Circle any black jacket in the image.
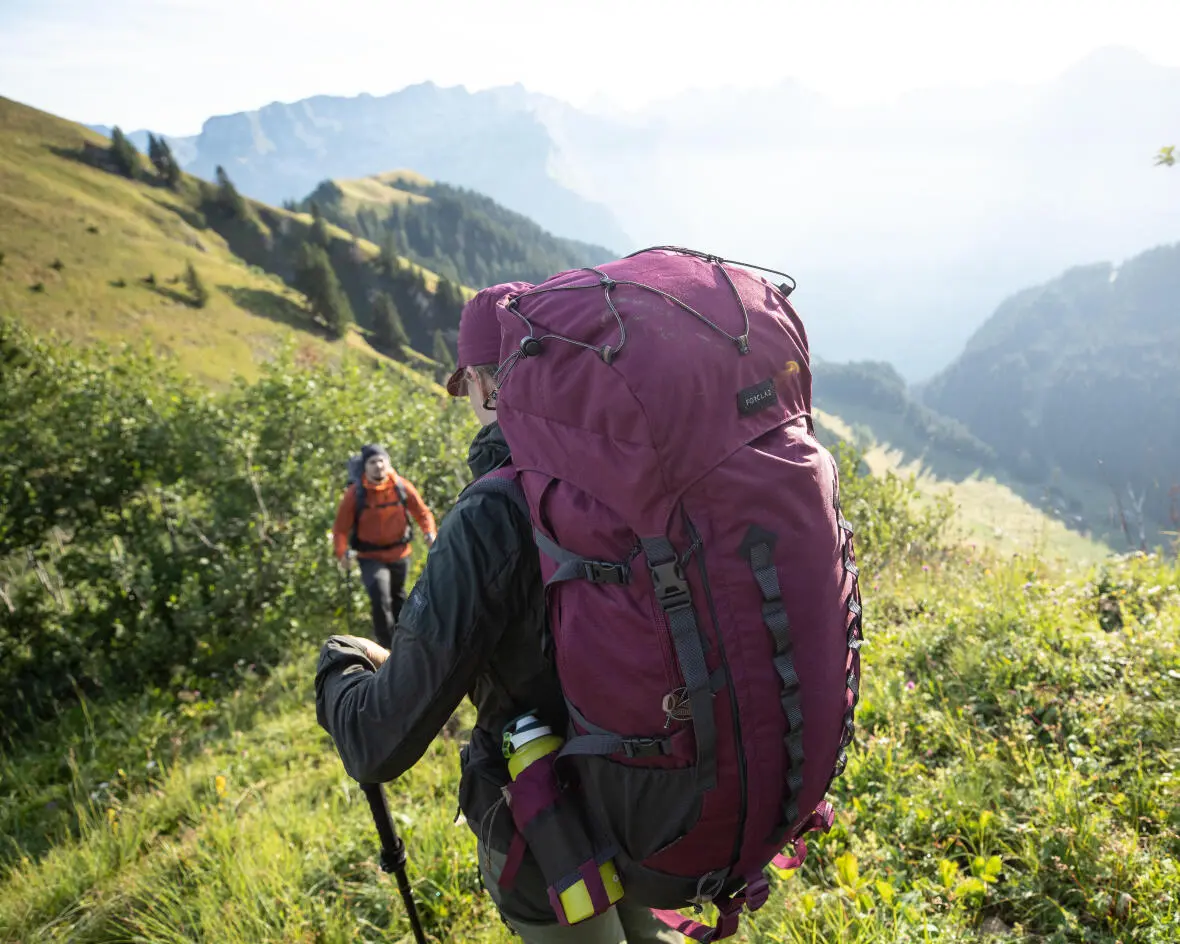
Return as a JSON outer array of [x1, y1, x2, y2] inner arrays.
[[315, 421, 565, 785]]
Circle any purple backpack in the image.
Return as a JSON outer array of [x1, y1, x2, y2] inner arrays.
[[475, 247, 863, 940]]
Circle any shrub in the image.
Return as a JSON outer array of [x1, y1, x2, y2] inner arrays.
[[0, 318, 475, 736]]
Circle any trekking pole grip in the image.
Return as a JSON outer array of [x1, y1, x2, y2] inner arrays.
[[359, 781, 430, 944]]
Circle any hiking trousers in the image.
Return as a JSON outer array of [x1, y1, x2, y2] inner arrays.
[[357, 557, 409, 649], [477, 841, 684, 944]]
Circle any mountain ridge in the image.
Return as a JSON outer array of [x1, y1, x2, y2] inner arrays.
[[297, 169, 616, 288], [80, 46, 1178, 380], [89, 81, 631, 254], [922, 238, 1180, 545]]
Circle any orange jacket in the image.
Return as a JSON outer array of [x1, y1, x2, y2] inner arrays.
[[332, 473, 436, 562]]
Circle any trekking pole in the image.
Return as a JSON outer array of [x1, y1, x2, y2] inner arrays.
[[343, 554, 355, 634], [360, 780, 430, 944]]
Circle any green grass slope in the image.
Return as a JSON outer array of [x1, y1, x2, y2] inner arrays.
[[0, 96, 447, 391], [814, 409, 1112, 568]]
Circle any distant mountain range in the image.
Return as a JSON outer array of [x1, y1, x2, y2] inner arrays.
[[87, 46, 1180, 382], [88, 82, 631, 256]]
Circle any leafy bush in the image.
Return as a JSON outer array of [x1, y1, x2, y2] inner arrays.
[[0, 317, 476, 737], [833, 441, 954, 574]]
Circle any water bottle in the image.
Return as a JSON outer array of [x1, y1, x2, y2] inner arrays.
[[502, 711, 625, 923]]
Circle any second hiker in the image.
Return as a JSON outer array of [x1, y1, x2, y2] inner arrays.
[[332, 444, 436, 647]]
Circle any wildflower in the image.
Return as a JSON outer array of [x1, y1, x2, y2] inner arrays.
[[906, 680, 916, 692], [214, 774, 227, 798]]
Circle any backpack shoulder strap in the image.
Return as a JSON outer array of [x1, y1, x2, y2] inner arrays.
[[394, 474, 413, 539], [465, 468, 633, 588], [351, 480, 367, 537], [462, 465, 529, 519]]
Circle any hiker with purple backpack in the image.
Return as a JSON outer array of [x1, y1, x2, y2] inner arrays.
[[315, 249, 865, 943]]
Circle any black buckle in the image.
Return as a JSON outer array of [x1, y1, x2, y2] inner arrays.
[[584, 561, 630, 585], [649, 559, 690, 611], [622, 737, 670, 758]]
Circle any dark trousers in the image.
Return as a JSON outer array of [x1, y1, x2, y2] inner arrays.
[[358, 557, 409, 648]]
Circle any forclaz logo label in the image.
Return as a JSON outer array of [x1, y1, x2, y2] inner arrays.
[[737, 361, 801, 417], [737, 378, 778, 416]]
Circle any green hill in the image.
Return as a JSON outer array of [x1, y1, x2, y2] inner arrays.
[[811, 361, 1111, 564], [0, 96, 460, 386], [297, 170, 616, 290], [813, 360, 997, 476], [922, 243, 1180, 549]]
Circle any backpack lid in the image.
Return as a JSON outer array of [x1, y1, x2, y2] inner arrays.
[[492, 248, 812, 535]]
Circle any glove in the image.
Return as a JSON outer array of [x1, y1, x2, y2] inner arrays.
[[336, 634, 390, 668]]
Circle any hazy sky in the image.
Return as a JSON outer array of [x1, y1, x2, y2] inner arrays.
[[2, 0, 1178, 134]]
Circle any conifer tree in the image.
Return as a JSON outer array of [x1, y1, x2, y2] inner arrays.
[[215, 166, 249, 218], [294, 243, 354, 339], [108, 127, 140, 179], [184, 261, 209, 308], [432, 329, 455, 377], [372, 291, 409, 353]]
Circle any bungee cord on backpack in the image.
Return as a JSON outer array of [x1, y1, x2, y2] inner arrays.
[[493, 246, 799, 395]]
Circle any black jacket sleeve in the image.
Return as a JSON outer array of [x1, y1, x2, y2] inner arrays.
[[314, 488, 529, 783]]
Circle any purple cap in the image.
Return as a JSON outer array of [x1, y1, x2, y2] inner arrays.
[[446, 280, 532, 396]]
